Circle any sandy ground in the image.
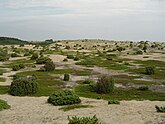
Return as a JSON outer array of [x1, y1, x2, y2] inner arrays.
[[0, 94, 165, 124]]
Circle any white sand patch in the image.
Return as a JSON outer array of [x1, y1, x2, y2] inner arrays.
[[0, 95, 165, 124]]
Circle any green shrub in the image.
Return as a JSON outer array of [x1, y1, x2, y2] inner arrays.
[[63, 58, 68, 62], [44, 61, 55, 71], [137, 86, 149, 91], [108, 100, 120, 104], [136, 50, 143, 55], [64, 74, 70, 81], [10, 76, 38, 96], [36, 57, 51, 64], [68, 115, 101, 124], [67, 55, 74, 59], [74, 56, 79, 61], [48, 90, 81, 106], [95, 75, 114, 94], [145, 66, 155, 75], [0, 99, 10, 111], [82, 80, 94, 84], [24, 52, 31, 56], [155, 105, 165, 113], [12, 64, 25, 71], [11, 53, 20, 57], [31, 53, 39, 60], [0, 49, 9, 61]]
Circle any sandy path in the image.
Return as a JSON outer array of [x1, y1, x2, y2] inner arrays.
[[0, 95, 165, 124]]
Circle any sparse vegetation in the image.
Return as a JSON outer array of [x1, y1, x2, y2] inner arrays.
[[59, 104, 94, 111], [155, 105, 165, 113], [0, 99, 10, 111]]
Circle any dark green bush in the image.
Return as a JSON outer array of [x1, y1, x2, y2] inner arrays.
[[63, 58, 68, 62], [155, 105, 165, 113], [31, 53, 39, 60], [68, 115, 101, 124], [82, 80, 94, 84], [136, 50, 143, 55], [67, 55, 74, 59], [0, 49, 9, 61], [12, 64, 25, 71], [108, 100, 120, 104], [0, 99, 10, 111], [74, 56, 79, 61], [64, 74, 70, 81], [11, 53, 20, 57], [95, 75, 114, 94], [48, 90, 81, 106], [10, 76, 38, 96], [145, 66, 155, 75], [44, 61, 55, 71], [36, 57, 51, 64], [137, 86, 149, 91]]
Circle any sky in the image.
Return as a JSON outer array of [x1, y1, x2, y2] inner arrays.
[[0, 0, 165, 41]]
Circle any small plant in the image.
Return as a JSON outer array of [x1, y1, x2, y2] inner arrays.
[[36, 57, 51, 64], [0, 99, 10, 111], [48, 90, 81, 106], [137, 86, 149, 91], [59, 105, 94, 111], [82, 80, 94, 84], [145, 66, 155, 75], [136, 50, 143, 55], [155, 105, 165, 113], [12, 64, 25, 71], [31, 53, 39, 60], [74, 56, 79, 61], [64, 74, 70, 81], [68, 115, 101, 124], [63, 58, 68, 62], [67, 55, 74, 59], [108, 100, 120, 104], [11, 53, 20, 57], [95, 75, 115, 94], [44, 60, 55, 71], [10, 75, 38, 96]]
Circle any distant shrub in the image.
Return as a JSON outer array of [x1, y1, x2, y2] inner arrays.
[[82, 79, 94, 84], [136, 50, 143, 55], [24, 52, 31, 56], [36, 57, 51, 64], [48, 90, 81, 106], [68, 115, 101, 124], [0, 99, 10, 111], [137, 86, 149, 91], [63, 58, 68, 62], [74, 56, 79, 61], [64, 74, 70, 81], [10, 76, 38, 96], [0, 49, 9, 61], [155, 105, 165, 113], [145, 66, 155, 75], [67, 55, 74, 59], [31, 53, 39, 60], [44, 61, 55, 71], [11, 53, 20, 57], [108, 100, 120, 104], [12, 64, 25, 71], [95, 75, 115, 94]]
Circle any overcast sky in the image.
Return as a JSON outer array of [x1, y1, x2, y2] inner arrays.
[[0, 0, 165, 41]]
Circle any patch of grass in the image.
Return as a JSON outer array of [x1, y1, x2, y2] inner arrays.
[[0, 77, 6, 82], [0, 69, 7, 75], [134, 60, 165, 68], [0, 86, 9, 94], [0, 99, 10, 111], [59, 104, 94, 111], [74, 85, 165, 101]]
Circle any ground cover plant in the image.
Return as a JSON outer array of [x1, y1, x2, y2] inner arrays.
[[68, 115, 101, 124], [48, 90, 81, 106], [155, 105, 165, 113], [108, 100, 120, 104], [0, 99, 10, 111], [59, 104, 94, 111]]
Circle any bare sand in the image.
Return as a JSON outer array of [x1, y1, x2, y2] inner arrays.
[[0, 95, 164, 124]]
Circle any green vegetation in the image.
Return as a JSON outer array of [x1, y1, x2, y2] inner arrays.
[[0, 37, 27, 45], [31, 53, 39, 60], [0, 77, 6, 82], [95, 75, 114, 94], [64, 74, 70, 81], [59, 104, 94, 111], [108, 100, 120, 104], [48, 90, 81, 106], [12, 64, 25, 71], [155, 105, 165, 113], [0, 49, 9, 61], [43, 61, 55, 71], [137, 86, 149, 91], [10, 75, 38, 96], [36, 57, 51, 64], [0, 99, 10, 111], [68, 115, 101, 124], [145, 66, 155, 75], [0, 86, 9, 94], [74, 85, 165, 101], [0, 69, 6, 75]]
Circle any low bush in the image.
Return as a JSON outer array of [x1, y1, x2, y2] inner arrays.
[[31, 53, 39, 60], [145, 66, 155, 75], [95, 75, 115, 94], [48, 90, 81, 106], [136, 50, 143, 55], [10, 76, 38, 96], [82, 80, 94, 84], [11, 53, 20, 57], [74, 56, 79, 61], [0, 99, 10, 111], [137, 86, 149, 91], [12, 64, 25, 71], [36, 57, 51, 64], [68, 115, 101, 124], [155, 105, 165, 113], [63, 58, 68, 62], [67, 55, 74, 59], [64, 74, 70, 81], [108, 100, 120, 104], [44, 61, 55, 71]]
